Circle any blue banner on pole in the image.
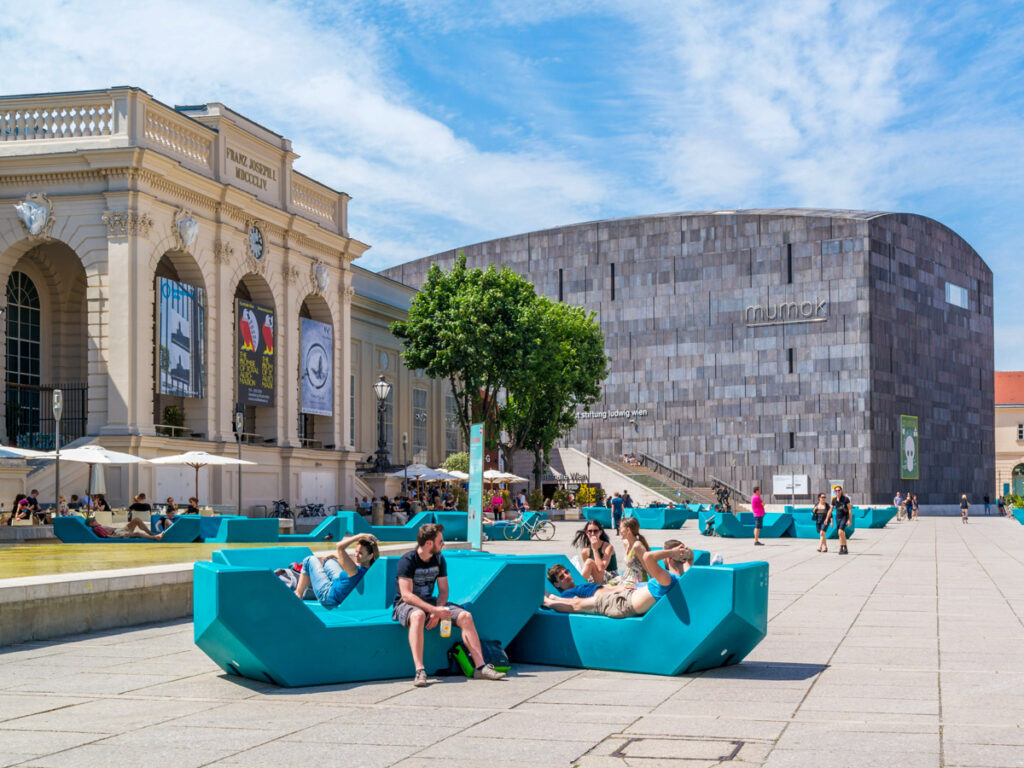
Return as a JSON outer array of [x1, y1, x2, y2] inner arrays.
[[468, 423, 484, 550]]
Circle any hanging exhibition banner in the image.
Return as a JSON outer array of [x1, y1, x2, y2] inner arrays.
[[900, 414, 919, 480], [300, 317, 333, 416], [236, 299, 275, 407], [157, 277, 205, 398], [468, 423, 484, 550]]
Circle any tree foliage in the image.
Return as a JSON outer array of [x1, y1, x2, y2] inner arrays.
[[391, 253, 608, 486]]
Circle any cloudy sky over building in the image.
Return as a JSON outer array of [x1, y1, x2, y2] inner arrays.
[[3, 0, 1021, 367]]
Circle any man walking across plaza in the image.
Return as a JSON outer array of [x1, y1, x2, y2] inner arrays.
[[829, 485, 852, 555], [751, 486, 766, 546], [393, 523, 505, 687], [611, 491, 624, 534]]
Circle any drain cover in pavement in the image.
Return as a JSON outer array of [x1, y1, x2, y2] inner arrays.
[[611, 736, 744, 761]]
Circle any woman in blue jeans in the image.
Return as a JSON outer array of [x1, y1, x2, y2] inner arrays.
[[294, 533, 380, 607]]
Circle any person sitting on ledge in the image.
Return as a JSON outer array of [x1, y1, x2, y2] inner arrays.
[[127, 492, 152, 522], [93, 493, 112, 512], [294, 533, 379, 607], [85, 516, 162, 540], [547, 564, 633, 598], [571, 521, 618, 584], [185, 496, 202, 515], [542, 540, 693, 619], [154, 498, 179, 534]]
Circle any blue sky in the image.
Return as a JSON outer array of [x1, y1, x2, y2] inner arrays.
[[3, 0, 1022, 367]]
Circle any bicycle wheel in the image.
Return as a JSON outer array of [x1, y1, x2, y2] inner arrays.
[[504, 523, 525, 541], [534, 521, 556, 541]]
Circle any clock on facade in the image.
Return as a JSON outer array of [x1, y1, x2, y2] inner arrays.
[[248, 224, 264, 260]]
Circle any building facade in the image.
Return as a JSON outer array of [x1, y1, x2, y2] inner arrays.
[[0, 87, 452, 508], [385, 210, 995, 505], [995, 372, 1024, 498]]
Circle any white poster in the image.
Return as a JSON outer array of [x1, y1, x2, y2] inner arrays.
[[301, 317, 333, 416], [772, 474, 809, 495]]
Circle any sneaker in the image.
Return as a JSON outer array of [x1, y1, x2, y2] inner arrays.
[[413, 669, 428, 687], [472, 663, 506, 681], [753, 541, 764, 546]]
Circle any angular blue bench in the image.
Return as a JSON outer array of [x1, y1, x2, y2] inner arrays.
[[784, 509, 855, 539], [288, 510, 468, 543], [853, 506, 897, 528], [581, 507, 613, 528], [1012, 508, 1024, 525], [194, 547, 544, 686], [54, 514, 200, 543], [506, 553, 768, 676], [625, 507, 696, 529], [698, 510, 792, 538]]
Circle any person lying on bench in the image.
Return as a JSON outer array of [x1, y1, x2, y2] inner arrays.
[[85, 516, 163, 540], [542, 540, 694, 618], [547, 564, 633, 598], [293, 534, 380, 607]]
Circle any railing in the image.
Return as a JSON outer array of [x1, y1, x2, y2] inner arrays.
[[143, 106, 212, 170], [154, 424, 205, 439], [292, 175, 338, 229], [0, 100, 114, 141], [638, 452, 697, 487], [5, 382, 87, 450], [709, 475, 749, 503]]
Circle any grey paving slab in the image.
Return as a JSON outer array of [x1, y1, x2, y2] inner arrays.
[[0, 518, 1022, 767]]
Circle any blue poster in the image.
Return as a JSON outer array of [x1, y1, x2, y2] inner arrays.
[[301, 317, 333, 416], [157, 277, 205, 398], [468, 423, 484, 550]]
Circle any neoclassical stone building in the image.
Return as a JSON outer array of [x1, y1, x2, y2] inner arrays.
[[386, 210, 995, 505], [0, 86, 454, 508]]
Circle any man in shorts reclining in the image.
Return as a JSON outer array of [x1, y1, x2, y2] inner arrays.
[[542, 540, 693, 618], [393, 523, 506, 687], [546, 564, 634, 598], [85, 516, 162, 540]]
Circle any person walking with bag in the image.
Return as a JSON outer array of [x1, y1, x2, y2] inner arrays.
[[813, 493, 830, 553]]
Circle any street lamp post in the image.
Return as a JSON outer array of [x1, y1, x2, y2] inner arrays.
[[52, 389, 63, 509], [371, 376, 392, 473], [234, 405, 244, 515], [402, 432, 409, 495]]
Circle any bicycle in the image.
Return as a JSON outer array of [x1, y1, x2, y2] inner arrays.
[[503, 511, 556, 541], [297, 502, 326, 518], [272, 499, 295, 521]]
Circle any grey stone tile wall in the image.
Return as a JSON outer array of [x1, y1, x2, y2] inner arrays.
[[383, 210, 994, 504]]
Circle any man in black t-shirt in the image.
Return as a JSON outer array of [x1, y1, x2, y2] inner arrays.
[[393, 523, 506, 687], [829, 487, 852, 555], [127, 492, 152, 522]]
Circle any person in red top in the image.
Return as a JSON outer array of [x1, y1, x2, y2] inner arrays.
[[751, 486, 766, 546]]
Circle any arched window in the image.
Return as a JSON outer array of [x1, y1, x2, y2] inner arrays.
[[1013, 463, 1024, 496], [5, 271, 41, 445]]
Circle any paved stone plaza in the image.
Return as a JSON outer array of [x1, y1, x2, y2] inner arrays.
[[2, 517, 1023, 767]]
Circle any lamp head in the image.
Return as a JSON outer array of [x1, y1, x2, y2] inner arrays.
[[372, 375, 392, 402]]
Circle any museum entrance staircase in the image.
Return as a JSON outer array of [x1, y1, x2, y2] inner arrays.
[[610, 452, 720, 505]]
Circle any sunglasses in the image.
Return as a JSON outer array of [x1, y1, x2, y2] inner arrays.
[[586, 528, 601, 533]]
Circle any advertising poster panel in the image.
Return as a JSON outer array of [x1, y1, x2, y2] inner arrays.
[[236, 299, 275, 407], [468, 423, 484, 550], [301, 317, 333, 416], [157, 277, 205, 398], [900, 414, 919, 480]]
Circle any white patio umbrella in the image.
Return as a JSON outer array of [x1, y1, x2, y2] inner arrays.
[[441, 469, 469, 481], [42, 444, 150, 495], [0, 446, 52, 459], [148, 450, 257, 499]]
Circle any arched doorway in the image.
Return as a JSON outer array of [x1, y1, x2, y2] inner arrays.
[[1013, 463, 1024, 497], [153, 251, 208, 439], [233, 274, 277, 443], [298, 294, 335, 449], [3, 242, 88, 447]]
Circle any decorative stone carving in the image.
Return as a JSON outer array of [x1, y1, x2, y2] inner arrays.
[[341, 284, 355, 304], [282, 263, 299, 283], [312, 260, 330, 293], [101, 210, 154, 238], [13, 193, 55, 240], [173, 208, 199, 250], [213, 239, 235, 264]]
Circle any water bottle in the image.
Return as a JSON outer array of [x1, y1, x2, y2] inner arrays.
[[440, 619, 451, 638]]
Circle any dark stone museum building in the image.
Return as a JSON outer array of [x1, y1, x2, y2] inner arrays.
[[385, 209, 994, 505]]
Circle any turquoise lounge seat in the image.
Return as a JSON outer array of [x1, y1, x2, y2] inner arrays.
[[507, 553, 768, 676], [784, 509, 855, 539], [278, 514, 348, 542], [204, 517, 280, 543], [316, 510, 469, 542], [625, 507, 696, 529], [1012, 508, 1024, 525], [193, 547, 544, 686], [581, 507, 613, 528], [698, 510, 792, 538], [54, 514, 200, 543], [853, 506, 897, 528]]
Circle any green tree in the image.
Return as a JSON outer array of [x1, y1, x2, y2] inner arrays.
[[442, 451, 469, 474], [391, 252, 545, 446], [499, 298, 608, 488]]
